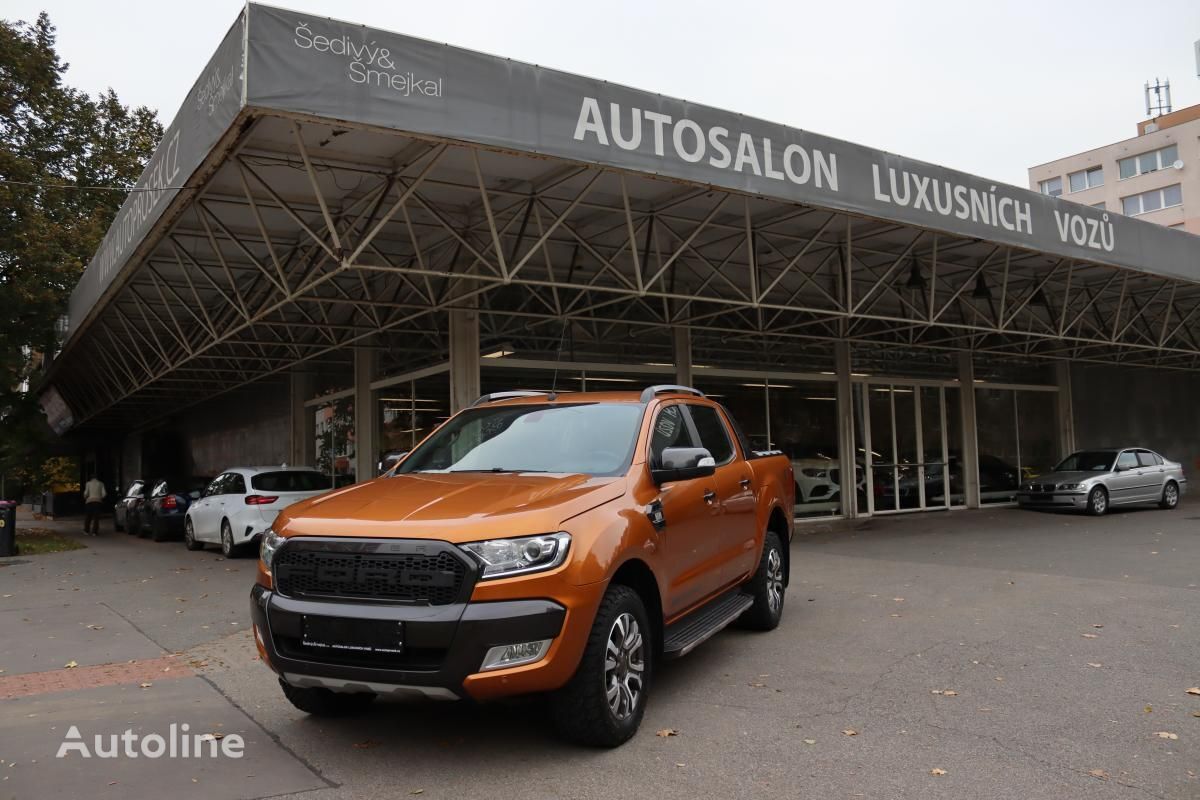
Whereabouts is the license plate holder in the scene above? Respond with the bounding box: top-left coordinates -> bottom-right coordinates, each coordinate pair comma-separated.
301,615 -> 404,655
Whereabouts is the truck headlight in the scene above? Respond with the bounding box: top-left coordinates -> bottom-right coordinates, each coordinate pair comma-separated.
460,532 -> 571,579
260,528 -> 286,570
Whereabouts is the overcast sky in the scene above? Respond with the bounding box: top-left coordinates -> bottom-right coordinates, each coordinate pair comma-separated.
6,0 -> 1200,187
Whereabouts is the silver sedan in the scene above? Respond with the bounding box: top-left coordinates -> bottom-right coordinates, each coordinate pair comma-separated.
1017,448 -> 1186,515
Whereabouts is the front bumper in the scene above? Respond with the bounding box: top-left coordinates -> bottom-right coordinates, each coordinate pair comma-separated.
1017,491 -> 1087,508
251,584 -> 568,701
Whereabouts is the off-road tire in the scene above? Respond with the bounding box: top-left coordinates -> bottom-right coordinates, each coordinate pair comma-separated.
1086,486 -> 1108,516
737,530 -> 786,631
550,584 -> 651,747
184,518 -> 204,551
1159,481 -> 1180,510
279,679 -> 375,717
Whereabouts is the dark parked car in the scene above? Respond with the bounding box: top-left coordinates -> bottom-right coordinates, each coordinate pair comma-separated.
130,476 -> 211,541
113,480 -> 146,532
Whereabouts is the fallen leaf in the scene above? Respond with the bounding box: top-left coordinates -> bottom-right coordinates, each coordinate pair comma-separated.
1192,712 -> 1200,718
893,598 -> 905,602
1081,633 -> 1099,639
139,683 -> 152,689
1091,624 -> 1104,628
1146,705 -> 1154,713
748,682 -> 766,688
943,690 -> 959,697
353,740 -> 379,749
1154,731 -> 1179,740
1186,688 -> 1200,696
1087,663 -> 1103,668
410,792 -> 424,796
675,763 -> 686,768
656,729 -> 679,737
803,738 -> 816,745
843,728 -> 858,736
63,661 -> 78,669
929,768 -> 947,776
85,624 -> 103,631
1088,769 -> 1109,781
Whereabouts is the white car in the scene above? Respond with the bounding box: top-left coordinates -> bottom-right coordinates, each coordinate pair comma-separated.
792,458 -> 864,504
184,466 -> 332,557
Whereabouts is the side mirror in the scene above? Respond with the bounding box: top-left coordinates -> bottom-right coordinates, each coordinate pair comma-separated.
378,451 -> 408,476
189,490 -> 201,500
652,447 -> 717,485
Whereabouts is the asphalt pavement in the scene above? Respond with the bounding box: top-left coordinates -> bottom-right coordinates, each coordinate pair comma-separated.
2,504 -> 1198,799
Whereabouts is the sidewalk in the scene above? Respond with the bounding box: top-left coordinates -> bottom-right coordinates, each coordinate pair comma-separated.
0,510 -> 326,799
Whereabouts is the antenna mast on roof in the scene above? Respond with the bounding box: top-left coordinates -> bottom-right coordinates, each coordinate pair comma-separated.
1144,78 -> 1172,117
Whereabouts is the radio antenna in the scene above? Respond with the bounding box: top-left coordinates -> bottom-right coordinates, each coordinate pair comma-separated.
549,318 -> 568,398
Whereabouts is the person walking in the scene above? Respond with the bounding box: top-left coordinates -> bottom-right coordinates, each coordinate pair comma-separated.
82,474 -> 107,536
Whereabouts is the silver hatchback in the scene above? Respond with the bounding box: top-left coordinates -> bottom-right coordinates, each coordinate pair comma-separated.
1017,448 -> 1186,515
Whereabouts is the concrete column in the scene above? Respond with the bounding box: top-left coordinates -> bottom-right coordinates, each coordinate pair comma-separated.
449,309 -> 480,413
673,326 -> 693,387
289,370 -> 315,467
834,342 -> 858,518
957,352 -> 982,509
354,347 -> 378,482
1054,361 -> 1076,459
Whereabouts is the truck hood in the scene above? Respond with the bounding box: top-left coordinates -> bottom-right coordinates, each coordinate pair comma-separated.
274,471 -> 626,543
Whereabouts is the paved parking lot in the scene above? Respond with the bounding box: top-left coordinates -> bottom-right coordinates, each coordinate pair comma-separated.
2,505 -> 1198,799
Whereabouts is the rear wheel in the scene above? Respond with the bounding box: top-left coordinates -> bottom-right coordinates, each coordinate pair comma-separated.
550,584 -> 650,747
1160,481 -> 1180,510
1086,486 -> 1108,516
220,520 -> 244,558
184,518 -> 204,551
279,679 -> 375,717
737,530 -> 786,631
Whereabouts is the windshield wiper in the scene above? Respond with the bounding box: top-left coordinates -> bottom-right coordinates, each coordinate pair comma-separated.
448,467 -> 550,473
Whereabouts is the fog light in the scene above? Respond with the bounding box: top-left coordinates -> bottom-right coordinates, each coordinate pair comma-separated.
479,639 -> 552,671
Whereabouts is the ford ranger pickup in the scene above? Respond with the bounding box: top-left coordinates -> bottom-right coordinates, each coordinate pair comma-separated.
251,385 -> 795,746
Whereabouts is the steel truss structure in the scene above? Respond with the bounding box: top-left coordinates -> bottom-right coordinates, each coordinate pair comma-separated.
53,113 -> 1200,430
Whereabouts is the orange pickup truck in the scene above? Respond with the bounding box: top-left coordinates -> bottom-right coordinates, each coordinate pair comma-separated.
251,385 -> 795,746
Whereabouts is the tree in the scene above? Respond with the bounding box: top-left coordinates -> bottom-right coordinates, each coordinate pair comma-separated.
0,12 -> 162,492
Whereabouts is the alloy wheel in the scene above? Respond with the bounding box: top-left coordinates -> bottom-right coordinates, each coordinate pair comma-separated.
1092,490 -> 1107,514
604,612 -> 645,721
766,546 -> 784,614
1165,484 -> 1179,507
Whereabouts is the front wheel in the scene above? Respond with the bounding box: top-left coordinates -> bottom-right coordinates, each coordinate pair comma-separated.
184,518 -> 204,551
738,530 -> 786,630
279,679 -> 375,716
550,584 -> 650,747
1160,481 -> 1180,510
1086,486 -> 1108,516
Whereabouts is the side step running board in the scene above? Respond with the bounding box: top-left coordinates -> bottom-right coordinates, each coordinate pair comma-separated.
662,589 -> 753,659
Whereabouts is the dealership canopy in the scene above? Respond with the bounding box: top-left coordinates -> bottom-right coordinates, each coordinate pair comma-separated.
41,3 -> 1200,433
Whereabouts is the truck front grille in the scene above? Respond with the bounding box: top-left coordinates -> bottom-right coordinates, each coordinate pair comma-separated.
274,545 -> 470,605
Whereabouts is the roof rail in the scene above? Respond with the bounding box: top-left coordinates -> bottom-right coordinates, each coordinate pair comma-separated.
471,390 -> 555,407
639,384 -> 705,403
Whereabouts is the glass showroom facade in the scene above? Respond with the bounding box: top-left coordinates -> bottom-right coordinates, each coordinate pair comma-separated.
305,348 -> 1063,521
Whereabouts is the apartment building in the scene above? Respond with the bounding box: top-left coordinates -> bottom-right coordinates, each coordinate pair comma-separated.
1028,103 -> 1200,235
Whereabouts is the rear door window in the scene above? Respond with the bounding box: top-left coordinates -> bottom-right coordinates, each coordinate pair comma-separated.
251,471 -> 332,492
686,405 -> 735,465
1136,451 -> 1160,467
649,404 -> 696,465
226,473 -> 247,495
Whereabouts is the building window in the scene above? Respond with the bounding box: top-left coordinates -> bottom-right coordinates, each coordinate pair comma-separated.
1039,176 -> 1063,197
1068,166 -> 1104,192
1118,144 -> 1178,180
1121,184 -> 1183,216
1091,201 -> 1106,210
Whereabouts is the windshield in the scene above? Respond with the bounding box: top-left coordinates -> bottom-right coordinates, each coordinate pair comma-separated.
1054,451 -> 1117,472
396,402 -> 643,476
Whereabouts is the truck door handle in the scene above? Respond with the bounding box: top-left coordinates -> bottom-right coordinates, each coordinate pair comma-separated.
739,478 -> 751,490
703,489 -> 717,504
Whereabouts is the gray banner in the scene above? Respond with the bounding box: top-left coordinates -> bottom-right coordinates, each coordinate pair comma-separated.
246,4 -> 1198,283
64,11 -> 246,341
